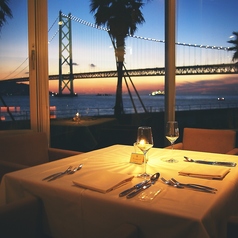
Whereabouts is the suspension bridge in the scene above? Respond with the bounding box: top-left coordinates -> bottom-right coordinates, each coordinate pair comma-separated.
3,12 -> 238,94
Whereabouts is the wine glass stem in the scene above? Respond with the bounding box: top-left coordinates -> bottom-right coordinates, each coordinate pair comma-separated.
143,152 -> 147,174
171,142 -> 174,150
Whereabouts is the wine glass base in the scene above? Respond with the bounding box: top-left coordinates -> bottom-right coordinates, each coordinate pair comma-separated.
161,158 -> 178,163
137,173 -> 151,178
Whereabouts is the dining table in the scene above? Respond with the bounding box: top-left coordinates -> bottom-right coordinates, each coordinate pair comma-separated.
1,144 -> 238,238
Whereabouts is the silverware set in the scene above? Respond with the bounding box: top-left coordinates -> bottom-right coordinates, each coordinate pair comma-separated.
184,156 -> 236,167
161,177 -> 217,193
119,172 -> 160,199
42,164 -> 83,181
119,171 -> 217,199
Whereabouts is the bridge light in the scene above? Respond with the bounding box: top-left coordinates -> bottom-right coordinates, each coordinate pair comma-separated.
58,21 -> 63,25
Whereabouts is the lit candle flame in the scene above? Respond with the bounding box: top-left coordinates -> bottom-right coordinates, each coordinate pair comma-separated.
139,139 -> 145,145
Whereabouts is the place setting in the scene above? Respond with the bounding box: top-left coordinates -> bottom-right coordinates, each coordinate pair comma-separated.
184,156 -> 236,167
160,177 -> 217,194
179,155 -> 235,180
119,126 -> 163,201
42,164 -> 83,181
118,172 -> 161,201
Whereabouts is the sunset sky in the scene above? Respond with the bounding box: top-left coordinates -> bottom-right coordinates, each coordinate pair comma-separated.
0,0 -> 238,95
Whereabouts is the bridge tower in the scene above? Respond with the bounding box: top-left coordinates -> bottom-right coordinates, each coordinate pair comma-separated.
58,11 -> 76,96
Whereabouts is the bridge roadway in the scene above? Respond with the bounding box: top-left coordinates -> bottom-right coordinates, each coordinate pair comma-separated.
3,63 -> 238,82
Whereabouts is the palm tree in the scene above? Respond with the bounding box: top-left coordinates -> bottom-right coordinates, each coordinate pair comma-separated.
227,32 -> 238,63
90,0 -> 147,117
0,0 -> 13,34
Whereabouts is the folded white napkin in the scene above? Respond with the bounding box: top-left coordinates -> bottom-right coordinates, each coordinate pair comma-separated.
178,165 -> 230,179
73,170 -> 134,193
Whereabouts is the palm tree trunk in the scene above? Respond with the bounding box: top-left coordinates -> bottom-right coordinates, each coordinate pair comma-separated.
114,61 -> 124,117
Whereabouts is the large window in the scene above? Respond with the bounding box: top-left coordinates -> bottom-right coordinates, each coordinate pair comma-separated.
0,0 -> 237,129
0,0 -> 29,124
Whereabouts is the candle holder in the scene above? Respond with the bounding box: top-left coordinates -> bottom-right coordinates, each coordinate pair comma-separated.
73,112 -> 80,123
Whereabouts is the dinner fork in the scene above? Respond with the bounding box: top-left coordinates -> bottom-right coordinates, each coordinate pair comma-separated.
161,177 -> 183,188
68,164 -> 83,174
161,177 -> 216,193
171,178 -> 217,191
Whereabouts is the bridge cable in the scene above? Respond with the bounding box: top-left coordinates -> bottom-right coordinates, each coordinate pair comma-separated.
65,13 -> 230,51
2,16 -> 60,80
2,57 -> 28,80
48,16 -> 59,32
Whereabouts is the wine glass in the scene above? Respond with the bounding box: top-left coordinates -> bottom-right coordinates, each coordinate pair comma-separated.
135,126 -> 154,178
163,121 -> 179,163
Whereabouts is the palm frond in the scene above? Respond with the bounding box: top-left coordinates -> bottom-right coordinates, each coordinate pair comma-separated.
227,31 -> 238,62
0,0 -> 13,31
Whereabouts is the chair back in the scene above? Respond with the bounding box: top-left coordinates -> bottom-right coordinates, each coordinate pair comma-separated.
0,131 -> 49,166
182,128 -> 236,154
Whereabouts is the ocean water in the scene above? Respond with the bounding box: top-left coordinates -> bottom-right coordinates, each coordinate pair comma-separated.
1,94 -> 238,121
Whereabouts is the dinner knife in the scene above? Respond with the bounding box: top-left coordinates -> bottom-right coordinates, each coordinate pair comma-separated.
42,172 -> 62,181
42,166 -> 72,181
126,183 -> 152,199
47,166 -> 73,181
184,156 -> 236,167
119,180 -> 149,197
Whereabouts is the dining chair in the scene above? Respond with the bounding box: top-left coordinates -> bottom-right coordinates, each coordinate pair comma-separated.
0,196 -> 49,238
0,130 -> 83,181
166,128 -> 238,154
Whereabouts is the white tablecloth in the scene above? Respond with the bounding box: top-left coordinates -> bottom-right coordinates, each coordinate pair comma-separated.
1,145 -> 238,238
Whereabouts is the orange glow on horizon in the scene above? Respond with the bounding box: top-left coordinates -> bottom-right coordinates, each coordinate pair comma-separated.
49,76 -> 165,94
48,74 -> 238,95
1,74 -> 237,96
